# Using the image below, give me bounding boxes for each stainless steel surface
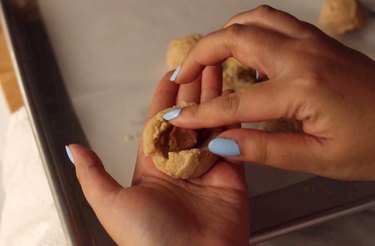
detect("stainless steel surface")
[0,0,114,245]
[252,199,375,244]
[1,0,375,245]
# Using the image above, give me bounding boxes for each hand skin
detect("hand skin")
[68,70,249,246]
[170,5,375,180]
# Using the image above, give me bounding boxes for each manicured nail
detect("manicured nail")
[208,138,240,156]
[65,145,75,164]
[163,108,182,121]
[170,65,181,81]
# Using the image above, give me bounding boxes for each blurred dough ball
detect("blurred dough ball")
[261,118,303,133]
[166,33,256,90]
[222,58,256,90]
[319,0,367,35]
[166,33,202,69]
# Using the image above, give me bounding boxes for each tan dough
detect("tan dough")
[143,103,220,179]
[223,58,256,90]
[319,0,367,35]
[166,33,203,69]
[166,34,256,90]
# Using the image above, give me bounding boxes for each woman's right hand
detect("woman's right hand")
[166,6,375,180]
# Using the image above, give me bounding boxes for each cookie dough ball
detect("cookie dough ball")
[166,33,203,69]
[143,104,221,179]
[223,58,257,90]
[260,118,303,133]
[319,0,367,35]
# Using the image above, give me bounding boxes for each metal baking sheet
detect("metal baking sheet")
[1,0,375,245]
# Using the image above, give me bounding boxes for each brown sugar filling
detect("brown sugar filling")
[158,126,210,158]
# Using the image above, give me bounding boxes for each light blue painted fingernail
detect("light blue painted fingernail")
[170,65,181,81]
[65,145,75,164]
[163,108,182,121]
[208,138,240,156]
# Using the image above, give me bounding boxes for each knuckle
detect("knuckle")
[253,5,275,17]
[241,132,269,164]
[299,21,321,38]
[226,14,241,26]
[299,32,333,56]
[290,73,324,96]
[221,91,241,117]
[300,73,324,91]
[254,135,269,164]
[226,9,252,25]
[225,23,245,43]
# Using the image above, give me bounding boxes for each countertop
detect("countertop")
[1,0,375,245]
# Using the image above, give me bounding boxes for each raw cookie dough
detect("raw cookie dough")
[166,33,202,69]
[166,33,256,90]
[222,58,256,90]
[319,0,367,35]
[143,103,221,179]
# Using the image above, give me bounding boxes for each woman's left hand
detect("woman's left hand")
[68,68,249,246]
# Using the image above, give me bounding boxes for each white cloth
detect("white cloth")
[0,107,67,245]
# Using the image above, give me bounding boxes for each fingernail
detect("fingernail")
[208,138,240,156]
[65,145,75,164]
[163,108,182,121]
[170,65,181,81]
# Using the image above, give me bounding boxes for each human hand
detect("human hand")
[167,6,375,180]
[67,69,249,245]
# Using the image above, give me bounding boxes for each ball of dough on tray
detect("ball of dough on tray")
[319,0,367,35]
[223,58,257,90]
[143,103,221,179]
[166,33,203,69]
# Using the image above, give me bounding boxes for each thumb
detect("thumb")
[66,144,122,212]
[208,128,324,174]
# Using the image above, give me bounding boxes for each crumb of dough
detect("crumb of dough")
[166,33,203,69]
[319,0,367,35]
[123,134,135,142]
[143,102,220,179]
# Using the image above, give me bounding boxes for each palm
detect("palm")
[117,152,249,245]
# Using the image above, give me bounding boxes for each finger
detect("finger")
[193,160,247,191]
[147,71,179,120]
[176,75,201,104]
[200,65,222,103]
[135,72,179,182]
[169,80,295,129]
[221,89,241,130]
[209,128,324,174]
[174,24,288,84]
[69,144,122,212]
[223,5,312,38]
